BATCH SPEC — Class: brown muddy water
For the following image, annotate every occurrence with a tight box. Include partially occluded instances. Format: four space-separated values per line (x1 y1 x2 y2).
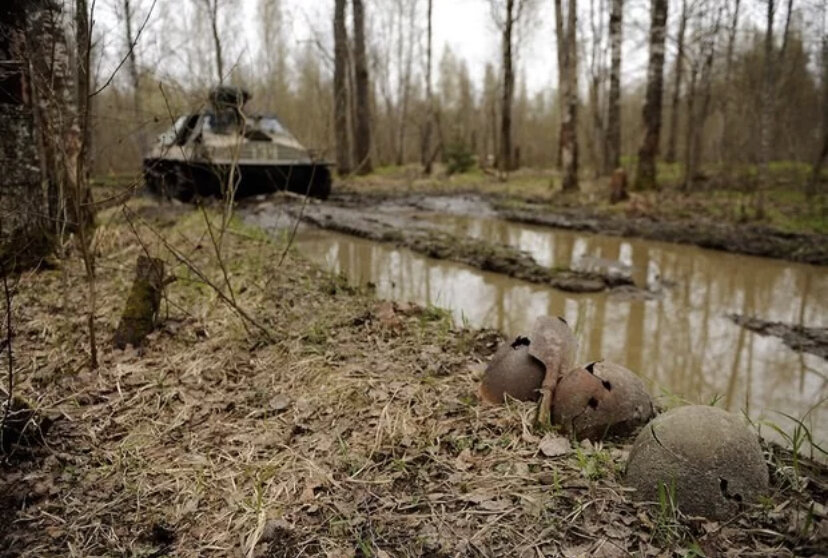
249 207 828 447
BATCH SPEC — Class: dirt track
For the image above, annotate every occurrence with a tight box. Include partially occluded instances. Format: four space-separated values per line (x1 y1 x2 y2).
249 199 641 294
329 191 828 266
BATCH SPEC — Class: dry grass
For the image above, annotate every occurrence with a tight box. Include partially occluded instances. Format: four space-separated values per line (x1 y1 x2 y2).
1 199 825 557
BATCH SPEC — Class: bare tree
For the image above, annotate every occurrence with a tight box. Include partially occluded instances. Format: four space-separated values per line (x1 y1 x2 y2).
556 0 579 190
119 0 147 155
422 0 436 174
488 0 534 177
665 0 687 164
684 4 722 190
718 0 740 162
554 0 565 166
605 0 623 173
394 0 417 166
333 0 351 175
75 0 99 368
809 29 828 197
501 0 516 174
196 0 225 84
633 0 669 191
757 0 775 216
258 0 290 110
586 0 608 178
683 3 721 190
351 0 373 174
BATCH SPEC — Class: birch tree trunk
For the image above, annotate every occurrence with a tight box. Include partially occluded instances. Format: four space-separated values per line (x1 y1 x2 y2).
605 0 623 174
333 0 351 175
633 0 668 191
665 0 687 164
0 0 53 272
351 0 373 174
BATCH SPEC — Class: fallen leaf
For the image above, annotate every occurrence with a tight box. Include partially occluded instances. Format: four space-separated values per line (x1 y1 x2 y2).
539 434 570 457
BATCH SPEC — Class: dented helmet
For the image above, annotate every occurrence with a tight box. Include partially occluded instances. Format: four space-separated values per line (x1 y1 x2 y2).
552 361 654 440
625 405 768 519
479 337 545 404
527 315 577 381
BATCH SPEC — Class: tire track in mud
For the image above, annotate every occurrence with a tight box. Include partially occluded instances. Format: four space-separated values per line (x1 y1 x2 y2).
276 202 640 294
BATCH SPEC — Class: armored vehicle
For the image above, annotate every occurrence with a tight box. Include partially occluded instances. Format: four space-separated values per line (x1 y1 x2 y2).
143 86 331 201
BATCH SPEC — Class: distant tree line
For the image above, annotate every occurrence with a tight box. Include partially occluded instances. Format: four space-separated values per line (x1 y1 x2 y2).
85 0 825 197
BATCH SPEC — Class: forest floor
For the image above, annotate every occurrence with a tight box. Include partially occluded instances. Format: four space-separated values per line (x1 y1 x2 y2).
338 166 828 265
1 197 826 557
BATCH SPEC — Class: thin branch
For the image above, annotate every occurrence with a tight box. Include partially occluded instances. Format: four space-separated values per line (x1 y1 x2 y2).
91 0 158 97
123 207 277 342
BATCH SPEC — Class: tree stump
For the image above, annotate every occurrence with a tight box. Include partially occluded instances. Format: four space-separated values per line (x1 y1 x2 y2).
610 168 629 204
113 256 166 349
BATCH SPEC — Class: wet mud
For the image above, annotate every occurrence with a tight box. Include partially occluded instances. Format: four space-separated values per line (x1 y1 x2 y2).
728 314 828 360
497 203 828 266
273 202 635 293
330 192 828 265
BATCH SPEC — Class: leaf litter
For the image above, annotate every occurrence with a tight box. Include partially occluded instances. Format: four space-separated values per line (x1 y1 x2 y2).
0 200 825 557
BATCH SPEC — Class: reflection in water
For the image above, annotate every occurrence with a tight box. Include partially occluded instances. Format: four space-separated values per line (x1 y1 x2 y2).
294 220 827 446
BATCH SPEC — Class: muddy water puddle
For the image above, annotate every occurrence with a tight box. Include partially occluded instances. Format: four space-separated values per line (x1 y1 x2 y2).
250 206 827 445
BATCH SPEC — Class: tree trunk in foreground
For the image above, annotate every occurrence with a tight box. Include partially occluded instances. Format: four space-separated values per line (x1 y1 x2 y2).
0 0 54 273
634 0 668 191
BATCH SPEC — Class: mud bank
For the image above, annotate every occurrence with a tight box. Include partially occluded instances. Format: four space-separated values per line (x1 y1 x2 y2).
272 201 635 293
498 204 828 266
729 314 828 360
331 191 828 265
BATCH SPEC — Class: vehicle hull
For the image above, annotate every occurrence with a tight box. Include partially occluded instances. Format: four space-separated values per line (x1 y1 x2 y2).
143 158 332 201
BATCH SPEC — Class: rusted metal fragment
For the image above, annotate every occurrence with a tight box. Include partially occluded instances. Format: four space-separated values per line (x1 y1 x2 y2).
527 315 577 426
552 361 654 441
479 339 545 404
527 315 577 389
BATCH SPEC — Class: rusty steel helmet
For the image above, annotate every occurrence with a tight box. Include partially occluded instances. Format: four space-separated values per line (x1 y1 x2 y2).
626 405 768 519
479 337 545 404
552 360 654 441
526 315 577 380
